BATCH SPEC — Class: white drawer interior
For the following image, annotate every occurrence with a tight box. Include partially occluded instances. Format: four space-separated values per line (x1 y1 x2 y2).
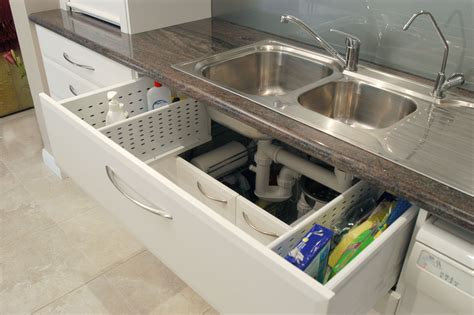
52 76 419 314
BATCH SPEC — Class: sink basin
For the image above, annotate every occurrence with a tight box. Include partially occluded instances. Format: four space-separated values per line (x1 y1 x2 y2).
298 81 417 129
175 40 339 99
200 49 333 96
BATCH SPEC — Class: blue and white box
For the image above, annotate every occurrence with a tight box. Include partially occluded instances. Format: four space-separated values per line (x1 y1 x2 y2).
285 224 333 282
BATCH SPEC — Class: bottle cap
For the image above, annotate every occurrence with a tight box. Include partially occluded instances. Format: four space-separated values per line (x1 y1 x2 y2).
107 91 121 110
154 81 162 87
107 91 118 100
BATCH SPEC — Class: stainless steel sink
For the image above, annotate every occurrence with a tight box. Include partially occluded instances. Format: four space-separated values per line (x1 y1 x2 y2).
175 40 340 99
200 49 333 96
173 40 424 136
174 39 474 199
298 81 417 129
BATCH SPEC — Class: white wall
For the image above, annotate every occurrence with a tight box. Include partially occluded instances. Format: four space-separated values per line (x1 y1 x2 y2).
9 0 60 153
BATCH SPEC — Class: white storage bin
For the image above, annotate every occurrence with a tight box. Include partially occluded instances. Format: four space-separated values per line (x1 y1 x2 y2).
269 180 418 314
40 76 418 314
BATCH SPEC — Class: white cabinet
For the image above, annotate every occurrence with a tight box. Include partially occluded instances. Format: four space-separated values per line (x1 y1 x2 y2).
42 58 100 100
39 77 419 314
36 25 135 93
60 0 211 34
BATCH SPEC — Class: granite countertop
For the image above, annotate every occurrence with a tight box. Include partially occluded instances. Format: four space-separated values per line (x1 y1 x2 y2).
29 10 473 230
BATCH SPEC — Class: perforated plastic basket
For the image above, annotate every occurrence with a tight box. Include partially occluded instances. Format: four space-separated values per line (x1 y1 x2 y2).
270 180 381 257
61 78 154 128
100 98 210 161
59 78 211 162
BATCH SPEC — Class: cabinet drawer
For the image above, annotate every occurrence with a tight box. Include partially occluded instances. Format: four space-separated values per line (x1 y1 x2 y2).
236 196 291 245
39 77 418 314
43 57 100 100
36 25 133 87
176 158 238 223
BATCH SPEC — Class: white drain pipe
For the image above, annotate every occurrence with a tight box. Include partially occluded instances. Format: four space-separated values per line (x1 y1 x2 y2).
252 140 353 202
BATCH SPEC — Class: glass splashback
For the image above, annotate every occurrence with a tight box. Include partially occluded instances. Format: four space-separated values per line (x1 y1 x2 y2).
213 0 473 91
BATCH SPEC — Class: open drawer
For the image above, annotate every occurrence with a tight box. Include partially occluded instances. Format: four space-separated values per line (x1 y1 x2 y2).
40 77 418 314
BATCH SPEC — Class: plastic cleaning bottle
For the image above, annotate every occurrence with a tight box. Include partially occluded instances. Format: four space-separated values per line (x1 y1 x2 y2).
147 81 171 111
105 91 128 125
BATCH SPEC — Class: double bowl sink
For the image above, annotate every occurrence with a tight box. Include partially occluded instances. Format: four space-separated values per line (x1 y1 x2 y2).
174 40 433 139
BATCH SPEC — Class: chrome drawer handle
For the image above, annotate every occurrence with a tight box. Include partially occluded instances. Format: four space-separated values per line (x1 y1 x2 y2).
63 52 95 71
105 165 173 220
196 181 228 204
242 212 279 238
69 84 78 96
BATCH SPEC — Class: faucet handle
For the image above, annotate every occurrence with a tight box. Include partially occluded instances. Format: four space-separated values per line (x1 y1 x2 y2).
330 29 361 48
330 29 361 71
442 73 465 91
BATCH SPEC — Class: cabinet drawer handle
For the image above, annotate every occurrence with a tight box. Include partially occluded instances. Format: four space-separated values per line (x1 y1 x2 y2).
196 181 228 204
69 84 78 96
63 52 95 71
105 165 173 220
242 212 279 238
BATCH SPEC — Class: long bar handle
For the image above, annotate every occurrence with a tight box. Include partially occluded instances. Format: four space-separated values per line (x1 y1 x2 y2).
105 165 173 220
242 212 279 238
63 52 95 71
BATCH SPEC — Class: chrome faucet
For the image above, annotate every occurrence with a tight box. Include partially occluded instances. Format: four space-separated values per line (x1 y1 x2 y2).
403 10 465 98
281 15 360 71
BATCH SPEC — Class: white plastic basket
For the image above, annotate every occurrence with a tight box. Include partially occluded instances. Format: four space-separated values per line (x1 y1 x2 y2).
100 98 210 162
61 78 154 128
270 180 381 257
59 77 211 162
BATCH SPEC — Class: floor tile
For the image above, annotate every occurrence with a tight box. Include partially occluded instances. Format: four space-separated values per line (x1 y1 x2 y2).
39 188 99 224
0 161 20 193
0 226 99 314
150 286 214 315
0 201 56 249
105 251 187 314
0 181 56 248
21 176 82 202
5 154 54 182
59 207 144 272
0 182 35 211
0 110 43 163
34 276 133 315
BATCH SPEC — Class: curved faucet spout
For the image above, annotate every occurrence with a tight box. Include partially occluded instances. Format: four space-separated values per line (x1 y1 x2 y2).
280 15 346 67
403 10 449 75
403 10 464 98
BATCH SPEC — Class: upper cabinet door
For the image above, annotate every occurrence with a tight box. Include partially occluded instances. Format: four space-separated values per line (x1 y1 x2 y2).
61 0 211 34
62 0 127 27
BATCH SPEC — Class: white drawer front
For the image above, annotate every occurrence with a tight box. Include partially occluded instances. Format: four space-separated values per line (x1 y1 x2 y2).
176 157 238 223
36 25 133 87
39 77 418 314
43 57 100 100
236 196 290 245
39 81 334 314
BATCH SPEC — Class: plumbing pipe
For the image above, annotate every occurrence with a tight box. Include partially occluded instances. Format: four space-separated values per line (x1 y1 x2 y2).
276 166 300 199
253 140 273 199
258 140 353 194
251 163 299 202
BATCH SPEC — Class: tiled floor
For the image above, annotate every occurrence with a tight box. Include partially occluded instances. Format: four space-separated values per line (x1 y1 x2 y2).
0 109 216 314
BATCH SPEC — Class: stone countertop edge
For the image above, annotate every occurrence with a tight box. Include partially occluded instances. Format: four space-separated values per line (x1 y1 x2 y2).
29 10 473 230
